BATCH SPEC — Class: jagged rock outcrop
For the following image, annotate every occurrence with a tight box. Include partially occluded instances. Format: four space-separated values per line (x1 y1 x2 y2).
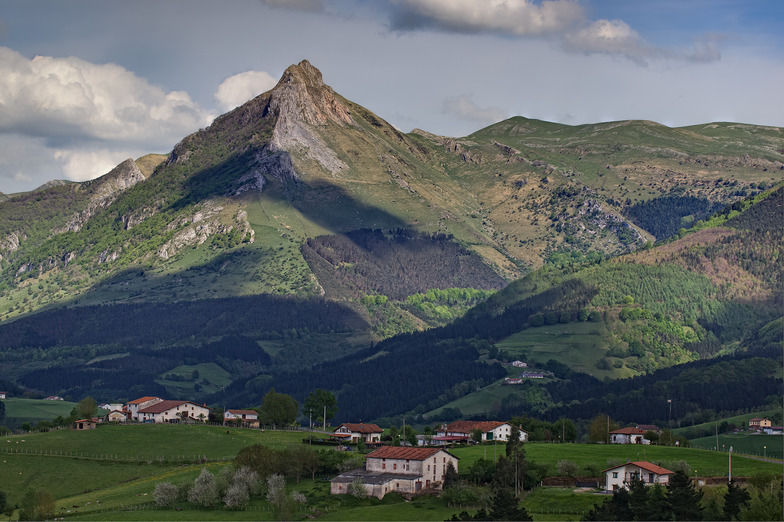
62 158 146 232
265 60 351 175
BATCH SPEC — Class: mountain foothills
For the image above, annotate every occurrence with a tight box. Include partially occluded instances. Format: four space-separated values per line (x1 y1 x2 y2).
0 60 781 428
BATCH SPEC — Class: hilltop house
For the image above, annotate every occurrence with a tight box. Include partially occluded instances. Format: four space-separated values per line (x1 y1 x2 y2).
434 421 527 444
610 427 650 444
604 461 673 492
331 446 458 498
0 391 6 400
225 409 259 428
749 418 772 430
333 423 384 443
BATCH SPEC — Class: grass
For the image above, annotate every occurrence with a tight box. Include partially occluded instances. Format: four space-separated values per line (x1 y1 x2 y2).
2 426 781 521
495 321 635 380
689 433 784 459
450 442 783 477
156 362 233 396
0 424 304 460
2 397 78 423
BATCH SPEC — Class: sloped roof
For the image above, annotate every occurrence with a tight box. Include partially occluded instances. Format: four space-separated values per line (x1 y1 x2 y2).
366 446 458 461
227 409 258 416
611 427 646 435
444 420 508 434
603 461 673 475
127 396 160 405
138 400 209 414
337 423 383 433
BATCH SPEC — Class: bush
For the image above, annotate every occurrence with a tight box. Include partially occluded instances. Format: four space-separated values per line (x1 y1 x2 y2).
153 482 179 507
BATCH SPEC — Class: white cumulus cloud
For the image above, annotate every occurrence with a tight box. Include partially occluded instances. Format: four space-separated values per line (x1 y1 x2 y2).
214 70 279 112
0 47 216 190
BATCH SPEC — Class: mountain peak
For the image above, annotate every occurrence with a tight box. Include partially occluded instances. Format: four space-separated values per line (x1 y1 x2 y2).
266 60 352 173
280 59 325 89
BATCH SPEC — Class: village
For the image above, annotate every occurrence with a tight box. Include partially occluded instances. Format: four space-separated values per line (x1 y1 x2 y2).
45 393 778 502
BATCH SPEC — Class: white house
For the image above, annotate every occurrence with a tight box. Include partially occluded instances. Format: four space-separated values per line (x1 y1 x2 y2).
331 446 459 498
136 400 210 423
225 409 259 427
107 410 128 423
610 427 650 444
511 361 527 368
434 421 527 444
333 423 384 443
604 461 673 492
126 396 164 420
0 391 7 400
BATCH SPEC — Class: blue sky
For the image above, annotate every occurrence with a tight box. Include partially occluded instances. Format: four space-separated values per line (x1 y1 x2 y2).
0 0 782 192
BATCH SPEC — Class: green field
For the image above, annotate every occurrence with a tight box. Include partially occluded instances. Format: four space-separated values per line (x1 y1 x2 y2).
156 362 233 396
1 426 781 521
494 321 636 380
689 433 783 459
2 397 79 426
450 442 782 477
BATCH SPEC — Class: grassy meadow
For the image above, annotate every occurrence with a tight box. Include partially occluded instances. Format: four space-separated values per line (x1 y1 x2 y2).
1 423 781 521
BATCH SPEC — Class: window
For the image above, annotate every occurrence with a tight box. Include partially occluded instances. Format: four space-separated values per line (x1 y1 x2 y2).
612 472 618 478
393 463 397 470
382 463 386 470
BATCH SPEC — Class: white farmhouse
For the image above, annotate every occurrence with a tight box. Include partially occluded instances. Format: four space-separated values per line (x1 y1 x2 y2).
434 420 528 444
610 427 650 444
604 461 673 492
331 446 459 499
136 400 210 423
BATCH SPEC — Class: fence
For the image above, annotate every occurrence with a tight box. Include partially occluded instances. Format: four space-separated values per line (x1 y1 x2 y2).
0 446 234 464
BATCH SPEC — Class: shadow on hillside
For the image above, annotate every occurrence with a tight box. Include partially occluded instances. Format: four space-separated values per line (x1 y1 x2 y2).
167 148 410 238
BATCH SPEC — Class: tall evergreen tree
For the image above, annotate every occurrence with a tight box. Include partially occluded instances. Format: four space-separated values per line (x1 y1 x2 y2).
724 480 751 521
488 488 532 521
667 469 703 521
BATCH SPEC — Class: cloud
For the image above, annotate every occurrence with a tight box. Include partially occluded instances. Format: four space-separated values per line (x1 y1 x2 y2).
389 0 583 36
443 95 508 126
0 47 215 188
260 0 324 12
386 0 722 66
214 70 278 112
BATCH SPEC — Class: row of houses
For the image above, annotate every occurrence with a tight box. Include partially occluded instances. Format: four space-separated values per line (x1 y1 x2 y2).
330 445 674 499
330 420 529 446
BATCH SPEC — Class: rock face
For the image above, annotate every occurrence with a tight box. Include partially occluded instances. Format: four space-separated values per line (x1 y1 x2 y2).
266 60 351 175
63 158 146 232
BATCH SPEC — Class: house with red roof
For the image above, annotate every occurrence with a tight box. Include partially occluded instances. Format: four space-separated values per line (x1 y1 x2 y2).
126 396 163 420
333 423 384 443
434 420 527 444
610 427 650 445
135 400 210 423
330 446 459 498
225 409 259 428
603 461 673 492
749 418 772 430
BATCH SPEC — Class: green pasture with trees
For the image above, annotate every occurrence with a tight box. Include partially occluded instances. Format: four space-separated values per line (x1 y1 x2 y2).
0 423 781 521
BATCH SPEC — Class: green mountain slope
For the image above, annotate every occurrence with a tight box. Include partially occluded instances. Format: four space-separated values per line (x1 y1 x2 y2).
0 60 781 412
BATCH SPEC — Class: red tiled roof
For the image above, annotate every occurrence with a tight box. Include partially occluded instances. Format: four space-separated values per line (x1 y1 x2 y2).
227 409 258 416
366 446 458 461
138 400 209 414
611 427 646 435
444 420 507 434
128 396 160 405
337 423 383 434
603 461 673 475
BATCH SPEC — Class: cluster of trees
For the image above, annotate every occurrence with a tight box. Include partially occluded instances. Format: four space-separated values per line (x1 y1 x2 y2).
301 228 505 300
623 195 722 239
584 473 782 522
446 426 533 521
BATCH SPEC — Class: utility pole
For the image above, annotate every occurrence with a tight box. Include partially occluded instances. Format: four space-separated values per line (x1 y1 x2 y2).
323 405 326 432
728 445 732 483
